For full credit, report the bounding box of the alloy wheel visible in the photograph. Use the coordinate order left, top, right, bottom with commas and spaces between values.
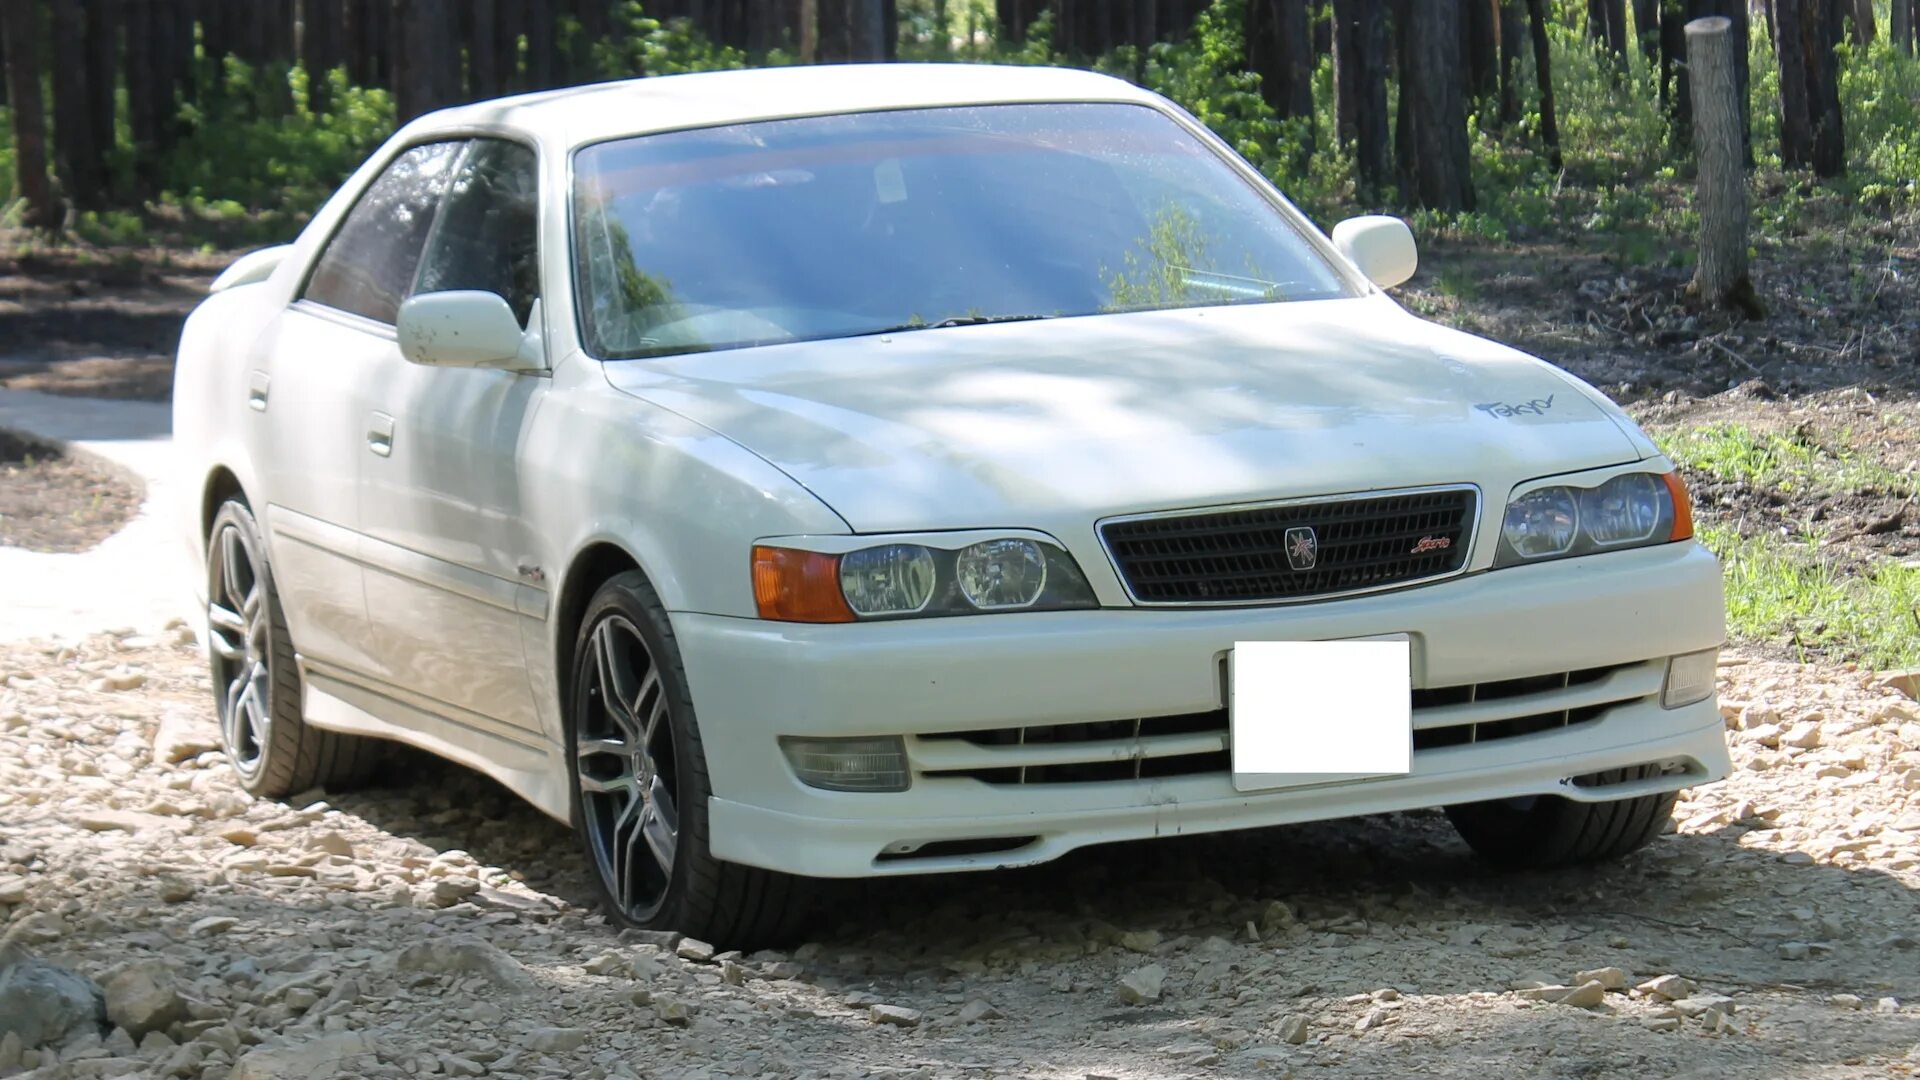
577, 614, 681, 922
206, 523, 270, 778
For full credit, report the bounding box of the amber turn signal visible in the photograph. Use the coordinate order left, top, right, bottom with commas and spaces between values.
1662, 471, 1694, 542
752, 546, 855, 623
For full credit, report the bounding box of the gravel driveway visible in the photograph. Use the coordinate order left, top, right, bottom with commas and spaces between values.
1, 631, 1917, 1079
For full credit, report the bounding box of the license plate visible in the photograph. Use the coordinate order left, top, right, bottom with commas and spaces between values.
1230, 637, 1412, 792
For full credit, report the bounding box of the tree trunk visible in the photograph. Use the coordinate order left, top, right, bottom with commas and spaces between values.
1497, 0, 1524, 126
1524, 0, 1561, 170
1466, 0, 1498, 104
1849, 0, 1873, 44
302, 0, 344, 112
800, 0, 817, 59
1893, 0, 1913, 53
393, 0, 459, 120
1775, 0, 1812, 166
1800, 0, 1844, 176
1632, 0, 1658, 58
1685, 16, 1758, 315
82, 0, 113, 168
1660, 0, 1687, 122
50, 0, 105, 209
524, 0, 556, 89
1403, 0, 1474, 211
1248, 0, 1315, 138
1333, 0, 1389, 193
3, 0, 59, 229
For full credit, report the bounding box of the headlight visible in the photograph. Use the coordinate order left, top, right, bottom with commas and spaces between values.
752, 537, 1098, 622
1495, 471, 1693, 567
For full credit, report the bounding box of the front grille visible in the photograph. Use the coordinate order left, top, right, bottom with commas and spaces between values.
1101, 487, 1476, 605
913, 659, 1658, 786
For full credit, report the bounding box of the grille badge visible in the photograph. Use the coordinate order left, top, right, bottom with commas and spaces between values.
1284, 526, 1319, 571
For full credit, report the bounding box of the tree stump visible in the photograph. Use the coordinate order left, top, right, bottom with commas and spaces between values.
1685, 16, 1762, 318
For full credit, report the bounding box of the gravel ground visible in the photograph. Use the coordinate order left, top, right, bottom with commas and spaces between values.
1, 632, 1918, 1079
0, 433, 143, 555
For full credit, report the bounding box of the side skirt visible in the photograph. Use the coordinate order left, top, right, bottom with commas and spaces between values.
298, 658, 572, 824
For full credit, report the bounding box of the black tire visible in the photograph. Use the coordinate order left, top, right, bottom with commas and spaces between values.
205, 499, 376, 798
1444, 765, 1678, 869
567, 571, 812, 948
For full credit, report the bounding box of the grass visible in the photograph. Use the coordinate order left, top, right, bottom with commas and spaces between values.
1703, 524, 1920, 669
1659, 423, 1917, 499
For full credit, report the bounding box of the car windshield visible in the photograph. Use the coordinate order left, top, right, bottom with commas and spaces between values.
570, 102, 1355, 359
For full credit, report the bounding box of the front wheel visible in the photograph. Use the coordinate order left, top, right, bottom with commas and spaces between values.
1444, 765, 1678, 868
204, 499, 374, 797
568, 572, 811, 947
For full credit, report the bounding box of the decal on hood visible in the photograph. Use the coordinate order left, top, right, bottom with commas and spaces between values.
1475, 395, 1555, 419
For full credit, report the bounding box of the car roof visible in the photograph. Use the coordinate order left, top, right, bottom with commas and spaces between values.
398, 63, 1164, 150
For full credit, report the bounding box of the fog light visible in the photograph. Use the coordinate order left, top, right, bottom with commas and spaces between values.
1662, 648, 1718, 709
779, 736, 910, 792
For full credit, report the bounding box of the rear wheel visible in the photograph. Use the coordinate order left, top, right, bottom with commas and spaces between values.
205, 499, 375, 797
568, 572, 811, 947
1444, 766, 1678, 868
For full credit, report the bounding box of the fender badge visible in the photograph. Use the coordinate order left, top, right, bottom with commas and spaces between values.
1410, 536, 1451, 555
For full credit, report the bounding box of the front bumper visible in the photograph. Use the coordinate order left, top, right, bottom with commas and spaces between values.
676, 540, 1730, 878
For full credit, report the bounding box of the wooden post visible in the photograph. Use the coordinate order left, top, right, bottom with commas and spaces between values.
1685, 16, 1761, 317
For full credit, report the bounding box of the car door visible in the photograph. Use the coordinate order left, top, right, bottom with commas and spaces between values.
355, 137, 548, 736
255, 140, 465, 678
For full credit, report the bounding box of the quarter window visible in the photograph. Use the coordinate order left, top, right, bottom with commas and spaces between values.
415, 139, 541, 326
303, 141, 463, 324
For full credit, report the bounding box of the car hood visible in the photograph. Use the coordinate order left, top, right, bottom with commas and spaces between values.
601, 297, 1647, 534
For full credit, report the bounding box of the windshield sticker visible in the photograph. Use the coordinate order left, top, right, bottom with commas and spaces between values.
1475, 395, 1554, 419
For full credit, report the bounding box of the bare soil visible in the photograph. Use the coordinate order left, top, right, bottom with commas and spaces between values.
0, 249, 219, 402
0, 430, 143, 554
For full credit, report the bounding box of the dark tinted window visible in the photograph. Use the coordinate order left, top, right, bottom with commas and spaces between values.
415, 139, 540, 326
571, 103, 1353, 359
303, 141, 463, 324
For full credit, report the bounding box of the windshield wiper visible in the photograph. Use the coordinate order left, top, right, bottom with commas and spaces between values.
850, 313, 1054, 339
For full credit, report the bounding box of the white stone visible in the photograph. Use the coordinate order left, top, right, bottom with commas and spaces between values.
1116, 964, 1166, 1005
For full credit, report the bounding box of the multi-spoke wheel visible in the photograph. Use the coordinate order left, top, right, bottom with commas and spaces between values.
203, 499, 373, 797
568, 572, 812, 946
576, 615, 682, 922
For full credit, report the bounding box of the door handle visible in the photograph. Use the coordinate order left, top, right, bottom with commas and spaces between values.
247, 371, 271, 412
367, 412, 395, 458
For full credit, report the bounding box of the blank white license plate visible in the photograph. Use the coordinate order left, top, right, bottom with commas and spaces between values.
1230, 638, 1411, 792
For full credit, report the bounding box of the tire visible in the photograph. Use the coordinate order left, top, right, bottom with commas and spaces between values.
205, 499, 376, 798
1443, 765, 1678, 869
567, 571, 812, 948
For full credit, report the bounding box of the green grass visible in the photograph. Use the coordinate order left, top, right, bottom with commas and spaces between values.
1659, 423, 1917, 499
1703, 524, 1920, 669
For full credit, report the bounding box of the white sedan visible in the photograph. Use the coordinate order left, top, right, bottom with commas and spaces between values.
173, 64, 1728, 945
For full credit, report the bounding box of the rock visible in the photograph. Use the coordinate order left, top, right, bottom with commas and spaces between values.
1642, 1016, 1682, 1033
1276, 1014, 1311, 1045
524, 1027, 586, 1052
1878, 997, 1901, 1014
151, 713, 218, 765
1118, 930, 1162, 954
1877, 670, 1920, 700
581, 952, 632, 978
1116, 964, 1166, 1005
675, 938, 716, 963
1780, 721, 1822, 749
1778, 942, 1812, 960
1674, 995, 1736, 1018
1636, 975, 1696, 1001
394, 938, 535, 993
0, 877, 25, 906
1258, 901, 1297, 934
1558, 981, 1607, 1008
870, 1004, 922, 1028
231, 1032, 375, 1080
1831, 994, 1864, 1010
0, 948, 105, 1049
311, 833, 354, 858
721, 960, 746, 986
1517, 985, 1574, 1003
102, 963, 185, 1038
956, 999, 1001, 1023
429, 878, 480, 907
653, 997, 692, 1026
1354, 1006, 1393, 1032
1573, 966, 1629, 991
189, 916, 238, 937
157, 879, 196, 904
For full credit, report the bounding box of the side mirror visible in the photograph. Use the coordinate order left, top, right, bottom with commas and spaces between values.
1330, 215, 1418, 289
396, 291, 538, 371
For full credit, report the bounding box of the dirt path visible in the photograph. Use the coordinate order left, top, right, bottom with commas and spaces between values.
1, 633, 1916, 1079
